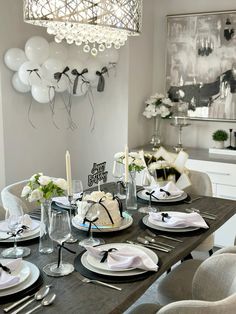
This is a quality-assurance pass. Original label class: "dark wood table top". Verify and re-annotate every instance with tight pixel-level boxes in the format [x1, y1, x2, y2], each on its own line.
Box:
[1, 183, 236, 314]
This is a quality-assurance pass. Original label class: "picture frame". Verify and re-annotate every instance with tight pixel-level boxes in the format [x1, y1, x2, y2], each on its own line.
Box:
[166, 10, 236, 121]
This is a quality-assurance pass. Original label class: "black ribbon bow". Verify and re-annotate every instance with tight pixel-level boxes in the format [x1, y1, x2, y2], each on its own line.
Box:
[7, 227, 26, 238]
[160, 188, 171, 196]
[161, 213, 170, 222]
[100, 248, 117, 263]
[57, 242, 76, 268]
[83, 216, 100, 236]
[0, 263, 11, 274]
[27, 68, 41, 79]
[54, 66, 71, 83]
[146, 191, 160, 202]
[96, 67, 108, 92]
[71, 68, 88, 94]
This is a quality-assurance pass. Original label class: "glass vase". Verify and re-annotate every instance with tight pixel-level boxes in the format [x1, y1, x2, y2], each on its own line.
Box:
[126, 171, 137, 210]
[39, 199, 53, 254]
[150, 115, 161, 151]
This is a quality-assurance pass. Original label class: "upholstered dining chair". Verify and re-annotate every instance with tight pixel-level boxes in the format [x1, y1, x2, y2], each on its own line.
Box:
[184, 170, 214, 256]
[129, 253, 236, 314]
[1, 180, 37, 216]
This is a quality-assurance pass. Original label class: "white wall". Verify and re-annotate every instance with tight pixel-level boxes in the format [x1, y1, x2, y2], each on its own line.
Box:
[153, 0, 236, 149]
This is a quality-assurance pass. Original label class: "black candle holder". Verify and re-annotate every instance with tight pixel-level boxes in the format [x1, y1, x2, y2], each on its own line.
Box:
[227, 128, 234, 150]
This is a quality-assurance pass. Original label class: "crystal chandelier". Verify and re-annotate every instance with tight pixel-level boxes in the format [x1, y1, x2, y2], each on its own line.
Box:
[24, 0, 142, 56]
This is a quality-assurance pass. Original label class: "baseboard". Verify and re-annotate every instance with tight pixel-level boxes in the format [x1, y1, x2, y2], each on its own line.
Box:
[209, 148, 236, 156]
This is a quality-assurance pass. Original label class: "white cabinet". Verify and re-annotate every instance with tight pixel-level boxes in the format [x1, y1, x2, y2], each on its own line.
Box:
[186, 159, 236, 247]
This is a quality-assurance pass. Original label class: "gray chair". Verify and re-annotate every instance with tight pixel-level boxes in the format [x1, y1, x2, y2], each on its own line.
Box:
[129, 253, 236, 314]
[1, 180, 37, 216]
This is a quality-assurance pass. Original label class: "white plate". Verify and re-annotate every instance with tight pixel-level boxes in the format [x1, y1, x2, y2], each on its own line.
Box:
[0, 226, 40, 243]
[137, 190, 188, 203]
[0, 259, 30, 290]
[142, 215, 199, 233]
[81, 243, 158, 277]
[86, 243, 147, 272]
[55, 202, 70, 209]
[0, 261, 40, 297]
[72, 212, 133, 233]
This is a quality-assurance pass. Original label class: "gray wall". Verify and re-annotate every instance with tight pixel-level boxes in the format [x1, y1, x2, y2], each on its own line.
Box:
[153, 0, 236, 149]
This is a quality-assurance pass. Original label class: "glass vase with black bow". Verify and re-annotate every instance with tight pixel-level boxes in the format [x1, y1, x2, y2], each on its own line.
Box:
[43, 210, 75, 277]
[112, 160, 126, 199]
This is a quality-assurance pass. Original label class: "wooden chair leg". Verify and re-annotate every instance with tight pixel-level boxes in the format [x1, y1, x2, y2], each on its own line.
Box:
[209, 249, 213, 256]
[181, 253, 193, 263]
[166, 268, 171, 274]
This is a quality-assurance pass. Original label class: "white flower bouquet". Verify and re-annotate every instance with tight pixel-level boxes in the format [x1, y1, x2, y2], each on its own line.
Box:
[114, 152, 145, 172]
[21, 173, 68, 203]
[143, 93, 173, 119]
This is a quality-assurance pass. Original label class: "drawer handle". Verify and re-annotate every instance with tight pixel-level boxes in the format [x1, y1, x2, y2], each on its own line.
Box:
[207, 171, 230, 176]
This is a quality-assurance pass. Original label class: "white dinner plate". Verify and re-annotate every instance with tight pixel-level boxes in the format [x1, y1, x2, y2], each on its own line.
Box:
[81, 243, 158, 277]
[0, 259, 30, 290]
[0, 261, 40, 297]
[72, 212, 133, 233]
[137, 190, 188, 203]
[0, 223, 40, 243]
[142, 215, 199, 233]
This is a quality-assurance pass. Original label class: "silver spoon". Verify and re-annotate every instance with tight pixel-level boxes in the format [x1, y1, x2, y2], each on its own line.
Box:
[137, 237, 171, 252]
[25, 293, 56, 314]
[144, 236, 175, 249]
[11, 285, 51, 314]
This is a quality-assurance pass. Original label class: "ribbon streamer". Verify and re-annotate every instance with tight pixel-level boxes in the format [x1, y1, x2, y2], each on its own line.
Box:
[113, 196, 124, 218]
[0, 263, 11, 274]
[71, 68, 88, 95]
[86, 85, 96, 132]
[56, 242, 76, 268]
[48, 86, 59, 129]
[161, 213, 170, 222]
[98, 198, 114, 225]
[100, 248, 117, 263]
[96, 67, 108, 92]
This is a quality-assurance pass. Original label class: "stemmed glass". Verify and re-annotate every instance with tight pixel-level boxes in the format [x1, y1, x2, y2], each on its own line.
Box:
[1, 209, 31, 258]
[79, 193, 105, 247]
[112, 161, 126, 199]
[138, 172, 157, 214]
[43, 210, 74, 277]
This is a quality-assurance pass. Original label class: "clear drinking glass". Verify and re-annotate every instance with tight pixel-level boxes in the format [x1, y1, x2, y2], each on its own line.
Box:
[43, 210, 74, 277]
[1, 210, 31, 258]
[112, 161, 126, 199]
[72, 180, 83, 204]
[138, 172, 157, 213]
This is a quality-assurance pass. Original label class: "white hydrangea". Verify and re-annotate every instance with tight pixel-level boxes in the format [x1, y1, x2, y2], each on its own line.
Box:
[28, 188, 44, 202]
[38, 175, 51, 186]
[21, 185, 31, 197]
[53, 178, 67, 190]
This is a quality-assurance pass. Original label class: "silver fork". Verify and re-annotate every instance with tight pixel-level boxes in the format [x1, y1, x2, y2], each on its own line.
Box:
[81, 278, 122, 291]
[184, 197, 202, 204]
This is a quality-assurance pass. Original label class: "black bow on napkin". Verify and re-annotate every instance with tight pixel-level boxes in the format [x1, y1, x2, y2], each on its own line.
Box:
[161, 213, 171, 222]
[57, 242, 76, 268]
[96, 67, 108, 92]
[71, 68, 88, 94]
[0, 263, 11, 274]
[160, 188, 171, 197]
[100, 248, 117, 263]
[146, 191, 160, 202]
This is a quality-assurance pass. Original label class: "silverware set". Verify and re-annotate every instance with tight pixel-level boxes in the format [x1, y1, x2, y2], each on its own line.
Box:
[185, 208, 217, 220]
[3, 285, 56, 314]
[81, 278, 122, 291]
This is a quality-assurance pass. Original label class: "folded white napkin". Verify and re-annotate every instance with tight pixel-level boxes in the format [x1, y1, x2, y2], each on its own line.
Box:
[0, 214, 39, 233]
[149, 212, 209, 229]
[52, 196, 70, 207]
[0, 258, 22, 289]
[148, 181, 184, 200]
[86, 246, 158, 272]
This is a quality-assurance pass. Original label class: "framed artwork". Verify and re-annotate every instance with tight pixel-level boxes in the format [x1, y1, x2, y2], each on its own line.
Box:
[166, 10, 236, 121]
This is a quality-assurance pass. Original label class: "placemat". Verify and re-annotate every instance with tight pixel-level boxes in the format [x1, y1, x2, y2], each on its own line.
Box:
[0, 272, 43, 304]
[74, 252, 156, 283]
[0, 237, 39, 247]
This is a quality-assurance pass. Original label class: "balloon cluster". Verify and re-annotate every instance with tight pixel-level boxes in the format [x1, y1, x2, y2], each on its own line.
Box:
[4, 36, 119, 104]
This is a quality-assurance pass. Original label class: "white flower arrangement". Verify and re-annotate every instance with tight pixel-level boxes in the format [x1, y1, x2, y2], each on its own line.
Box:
[114, 152, 145, 172]
[143, 93, 173, 119]
[21, 173, 67, 203]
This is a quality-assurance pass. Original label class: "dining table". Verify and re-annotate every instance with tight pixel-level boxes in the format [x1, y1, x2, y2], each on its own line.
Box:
[1, 182, 236, 314]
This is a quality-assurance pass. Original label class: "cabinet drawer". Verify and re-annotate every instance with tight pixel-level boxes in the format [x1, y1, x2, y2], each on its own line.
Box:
[216, 184, 236, 200]
[186, 159, 236, 186]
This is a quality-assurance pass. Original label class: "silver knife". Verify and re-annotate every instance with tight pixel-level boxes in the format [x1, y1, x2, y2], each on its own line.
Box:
[126, 241, 170, 253]
[145, 229, 183, 243]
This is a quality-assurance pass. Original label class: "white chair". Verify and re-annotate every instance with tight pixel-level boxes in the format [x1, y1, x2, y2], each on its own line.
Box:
[129, 253, 236, 314]
[1, 180, 37, 216]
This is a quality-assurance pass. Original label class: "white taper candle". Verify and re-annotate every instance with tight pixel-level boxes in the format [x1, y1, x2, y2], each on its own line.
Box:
[65, 150, 72, 196]
[124, 145, 129, 183]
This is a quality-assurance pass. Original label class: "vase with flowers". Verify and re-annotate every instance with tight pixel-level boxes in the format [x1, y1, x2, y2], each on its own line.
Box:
[143, 93, 173, 150]
[21, 173, 67, 254]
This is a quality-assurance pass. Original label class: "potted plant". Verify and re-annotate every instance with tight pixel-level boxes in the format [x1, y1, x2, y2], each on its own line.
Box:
[212, 130, 228, 149]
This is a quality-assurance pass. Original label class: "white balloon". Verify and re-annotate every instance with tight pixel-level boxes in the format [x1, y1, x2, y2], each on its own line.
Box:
[12, 73, 31, 93]
[42, 58, 64, 82]
[49, 41, 68, 62]
[68, 45, 89, 63]
[18, 61, 44, 86]
[54, 76, 69, 93]
[31, 85, 55, 103]
[4, 48, 27, 71]
[97, 47, 119, 65]
[25, 36, 49, 64]
[84, 58, 102, 82]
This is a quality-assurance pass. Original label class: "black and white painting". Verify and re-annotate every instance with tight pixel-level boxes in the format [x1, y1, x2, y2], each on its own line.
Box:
[166, 11, 236, 120]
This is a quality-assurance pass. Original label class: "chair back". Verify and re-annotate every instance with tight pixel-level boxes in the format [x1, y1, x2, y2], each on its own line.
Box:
[192, 253, 236, 301]
[1, 180, 37, 215]
[185, 170, 212, 197]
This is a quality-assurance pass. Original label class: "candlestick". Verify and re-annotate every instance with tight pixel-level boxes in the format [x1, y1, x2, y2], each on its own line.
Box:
[66, 150, 72, 196]
[124, 145, 129, 183]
